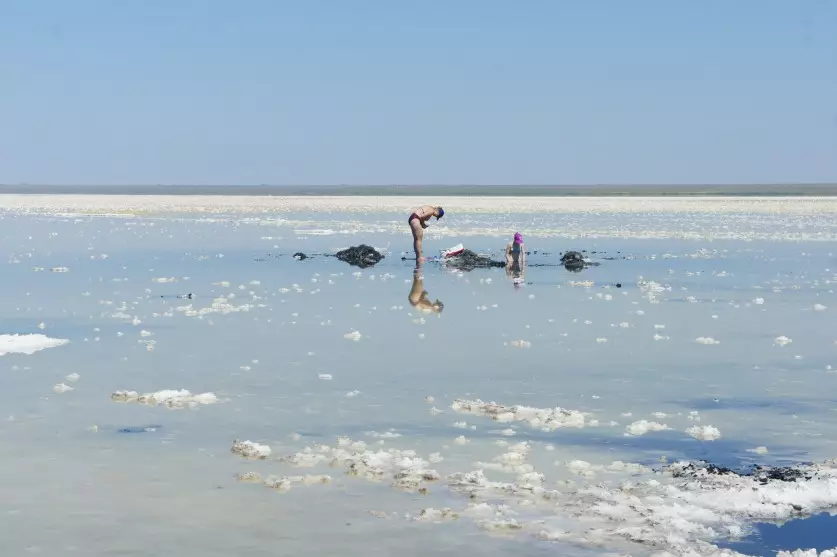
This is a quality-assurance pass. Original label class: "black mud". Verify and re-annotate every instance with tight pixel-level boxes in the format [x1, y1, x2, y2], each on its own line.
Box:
[334, 244, 385, 269]
[670, 460, 815, 484]
[560, 250, 601, 272]
[444, 249, 506, 271]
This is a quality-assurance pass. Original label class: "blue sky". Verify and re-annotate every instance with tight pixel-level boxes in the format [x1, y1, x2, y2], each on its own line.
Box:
[1, 0, 835, 185]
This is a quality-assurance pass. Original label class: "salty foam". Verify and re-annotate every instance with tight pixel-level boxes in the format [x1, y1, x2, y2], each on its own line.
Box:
[0, 334, 69, 356]
[111, 389, 219, 409]
[451, 399, 592, 430]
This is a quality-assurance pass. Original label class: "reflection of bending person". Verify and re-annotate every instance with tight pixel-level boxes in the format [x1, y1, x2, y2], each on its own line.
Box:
[409, 270, 444, 313]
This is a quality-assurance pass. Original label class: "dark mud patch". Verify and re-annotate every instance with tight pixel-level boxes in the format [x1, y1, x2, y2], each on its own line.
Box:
[334, 244, 384, 269]
[444, 249, 506, 271]
[670, 460, 815, 484]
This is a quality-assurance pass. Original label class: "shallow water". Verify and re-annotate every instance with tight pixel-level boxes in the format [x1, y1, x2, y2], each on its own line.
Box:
[1, 201, 836, 556]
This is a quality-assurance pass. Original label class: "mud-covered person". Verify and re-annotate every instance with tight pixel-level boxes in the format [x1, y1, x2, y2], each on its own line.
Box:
[408, 205, 444, 263]
[408, 270, 444, 314]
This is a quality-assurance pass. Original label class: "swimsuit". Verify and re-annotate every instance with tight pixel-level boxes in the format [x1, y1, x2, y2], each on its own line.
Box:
[409, 212, 422, 225]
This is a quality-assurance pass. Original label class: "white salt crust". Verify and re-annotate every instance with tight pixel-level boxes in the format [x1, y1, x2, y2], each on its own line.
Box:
[0, 334, 69, 356]
[111, 389, 219, 409]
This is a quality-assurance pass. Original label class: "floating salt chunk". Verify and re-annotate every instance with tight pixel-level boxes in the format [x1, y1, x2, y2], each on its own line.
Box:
[424, 396, 435, 403]
[140, 330, 153, 337]
[608, 460, 650, 474]
[754, 298, 765, 305]
[452, 399, 591, 430]
[344, 330, 362, 341]
[453, 421, 468, 429]
[429, 407, 443, 415]
[508, 340, 531, 348]
[50, 267, 69, 273]
[345, 390, 360, 397]
[695, 337, 720, 345]
[814, 304, 827, 311]
[365, 431, 402, 439]
[53, 383, 73, 393]
[595, 338, 608, 343]
[236, 472, 262, 483]
[454, 435, 470, 445]
[777, 548, 837, 557]
[654, 324, 666, 329]
[152, 277, 176, 283]
[37, 322, 45, 330]
[413, 508, 459, 522]
[318, 374, 333, 381]
[747, 446, 769, 454]
[65, 373, 80, 382]
[686, 425, 722, 441]
[654, 334, 670, 341]
[626, 420, 670, 436]
[775, 335, 793, 346]
[231, 440, 271, 459]
[0, 334, 69, 356]
[652, 412, 667, 419]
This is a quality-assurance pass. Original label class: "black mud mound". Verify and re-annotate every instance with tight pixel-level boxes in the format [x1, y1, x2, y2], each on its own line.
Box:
[293, 252, 308, 260]
[444, 249, 506, 271]
[560, 250, 600, 272]
[334, 245, 384, 269]
[670, 460, 814, 484]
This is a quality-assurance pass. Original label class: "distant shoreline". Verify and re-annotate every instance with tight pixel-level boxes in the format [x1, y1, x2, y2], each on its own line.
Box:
[1, 184, 837, 197]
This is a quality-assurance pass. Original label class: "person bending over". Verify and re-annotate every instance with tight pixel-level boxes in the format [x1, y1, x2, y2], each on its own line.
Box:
[408, 205, 444, 263]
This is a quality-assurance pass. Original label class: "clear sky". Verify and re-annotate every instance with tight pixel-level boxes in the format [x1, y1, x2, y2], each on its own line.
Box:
[1, 0, 835, 186]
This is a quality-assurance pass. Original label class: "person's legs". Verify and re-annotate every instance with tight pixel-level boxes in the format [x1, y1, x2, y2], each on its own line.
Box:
[410, 218, 424, 260]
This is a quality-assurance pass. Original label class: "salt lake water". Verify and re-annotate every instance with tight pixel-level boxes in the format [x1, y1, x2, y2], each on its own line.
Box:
[1, 196, 836, 556]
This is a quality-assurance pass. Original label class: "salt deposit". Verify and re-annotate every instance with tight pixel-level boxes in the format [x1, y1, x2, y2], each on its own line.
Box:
[695, 337, 720, 345]
[451, 399, 592, 430]
[111, 389, 219, 409]
[0, 334, 69, 356]
[686, 425, 723, 441]
[343, 330, 362, 341]
[625, 420, 670, 436]
[280, 439, 440, 491]
[231, 440, 272, 459]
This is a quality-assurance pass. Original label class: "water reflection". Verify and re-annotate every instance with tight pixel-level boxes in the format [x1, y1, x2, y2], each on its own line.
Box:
[506, 259, 526, 289]
[408, 270, 444, 313]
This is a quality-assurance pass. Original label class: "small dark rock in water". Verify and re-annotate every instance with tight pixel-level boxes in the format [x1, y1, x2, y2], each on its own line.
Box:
[444, 249, 506, 271]
[335, 245, 384, 268]
[615, 283, 622, 288]
[293, 252, 308, 260]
